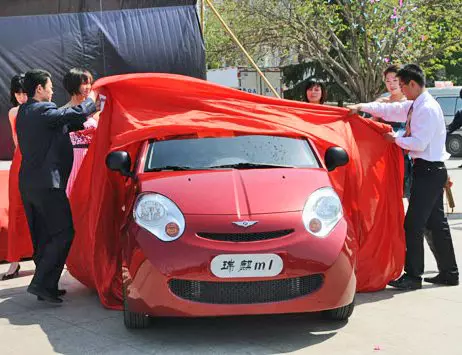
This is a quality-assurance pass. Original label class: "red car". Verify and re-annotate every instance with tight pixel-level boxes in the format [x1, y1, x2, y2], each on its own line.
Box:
[106, 134, 356, 329]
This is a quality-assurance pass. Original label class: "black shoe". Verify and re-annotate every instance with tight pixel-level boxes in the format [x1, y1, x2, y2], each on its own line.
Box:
[56, 289, 67, 297]
[1, 264, 20, 281]
[28, 285, 63, 304]
[424, 273, 459, 286]
[37, 289, 67, 301]
[388, 274, 422, 290]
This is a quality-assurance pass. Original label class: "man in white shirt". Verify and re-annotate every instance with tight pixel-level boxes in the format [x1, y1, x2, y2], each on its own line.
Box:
[348, 64, 459, 290]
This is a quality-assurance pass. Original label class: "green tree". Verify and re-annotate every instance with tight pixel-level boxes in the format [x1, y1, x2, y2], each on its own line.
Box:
[425, 50, 462, 86]
[204, 2, 283, 69]
[205, 0, 461, 101]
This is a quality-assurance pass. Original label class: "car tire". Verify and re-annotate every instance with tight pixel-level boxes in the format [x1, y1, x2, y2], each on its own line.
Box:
[323, 299, 355, 321]
[446, 134, 462, 157]
[123, 286, 150, 329]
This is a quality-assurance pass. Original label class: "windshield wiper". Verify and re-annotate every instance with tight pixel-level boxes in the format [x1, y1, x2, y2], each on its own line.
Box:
[147, 165, 194, 172]
[208, 163, 295, 169]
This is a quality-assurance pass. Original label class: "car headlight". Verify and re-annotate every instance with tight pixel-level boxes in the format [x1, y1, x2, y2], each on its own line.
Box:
[133, 193, 185, 242]
[302, 187, 343, 238]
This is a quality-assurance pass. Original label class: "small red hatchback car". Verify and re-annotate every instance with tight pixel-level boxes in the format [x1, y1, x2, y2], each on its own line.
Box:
[106, 134, 356, 329]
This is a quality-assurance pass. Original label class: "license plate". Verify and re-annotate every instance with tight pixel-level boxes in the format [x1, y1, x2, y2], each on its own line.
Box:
[211, 254, 283, 278]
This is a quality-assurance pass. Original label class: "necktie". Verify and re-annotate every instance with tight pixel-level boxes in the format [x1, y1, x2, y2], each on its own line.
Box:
[403, 104, 413, 154]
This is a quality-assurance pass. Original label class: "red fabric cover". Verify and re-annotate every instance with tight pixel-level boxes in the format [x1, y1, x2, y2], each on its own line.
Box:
[64, 74, 405, 310]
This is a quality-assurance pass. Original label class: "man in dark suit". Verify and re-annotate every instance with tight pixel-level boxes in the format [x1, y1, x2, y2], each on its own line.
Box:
[16, 69, 98, 303]
[447, 89, 462, 135]
[446, 89, 462, 168]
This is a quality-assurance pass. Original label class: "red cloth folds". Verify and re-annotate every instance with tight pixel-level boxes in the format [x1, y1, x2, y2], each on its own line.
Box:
[66, 73, 405, 309]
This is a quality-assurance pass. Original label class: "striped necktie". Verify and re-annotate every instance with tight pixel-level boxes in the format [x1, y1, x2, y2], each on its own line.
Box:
[403, 104, 413, 154]
[404, 104, 413, 137]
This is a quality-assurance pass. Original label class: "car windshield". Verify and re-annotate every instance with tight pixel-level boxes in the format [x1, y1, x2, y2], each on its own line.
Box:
[436, 97, 456, 116]
[145, 135, 319, 171]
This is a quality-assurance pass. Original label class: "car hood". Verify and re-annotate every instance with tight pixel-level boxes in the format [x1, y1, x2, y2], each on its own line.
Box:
[137, 169, 333, 215]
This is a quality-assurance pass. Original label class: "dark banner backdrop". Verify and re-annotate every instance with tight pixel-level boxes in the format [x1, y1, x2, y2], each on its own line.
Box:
[0, 0, 205, 159]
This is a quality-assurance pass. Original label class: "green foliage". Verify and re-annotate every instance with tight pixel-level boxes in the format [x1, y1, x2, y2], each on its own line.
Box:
[425, 51, 462, 86]
[205, 0, 461, 101]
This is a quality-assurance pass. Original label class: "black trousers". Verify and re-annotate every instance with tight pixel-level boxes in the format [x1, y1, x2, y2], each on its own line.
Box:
[404, 159, 458, 278]
[19, 187, 75, 291]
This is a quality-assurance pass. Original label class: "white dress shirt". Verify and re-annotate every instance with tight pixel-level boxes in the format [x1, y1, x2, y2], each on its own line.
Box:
[361, 91, 450, 162]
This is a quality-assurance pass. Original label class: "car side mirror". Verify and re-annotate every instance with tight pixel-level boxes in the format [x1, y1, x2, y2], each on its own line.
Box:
[325, 147, 349, 172]
[106, 151, 133, 177]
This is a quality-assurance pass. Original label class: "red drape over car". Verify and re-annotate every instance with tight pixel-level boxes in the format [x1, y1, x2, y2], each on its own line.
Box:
[61, 74, 405, 309]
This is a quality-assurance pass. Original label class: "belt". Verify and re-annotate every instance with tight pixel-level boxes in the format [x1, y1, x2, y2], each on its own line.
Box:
[413, 158, 445, 168]
[73, 144, 90, 149]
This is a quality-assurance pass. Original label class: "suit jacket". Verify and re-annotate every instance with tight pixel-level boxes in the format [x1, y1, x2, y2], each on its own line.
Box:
[448, 110, 462, 134]
[16, 98, 97, 189]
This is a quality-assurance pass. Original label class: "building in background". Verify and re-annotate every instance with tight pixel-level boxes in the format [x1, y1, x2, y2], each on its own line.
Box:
[207, 67, 284, 98]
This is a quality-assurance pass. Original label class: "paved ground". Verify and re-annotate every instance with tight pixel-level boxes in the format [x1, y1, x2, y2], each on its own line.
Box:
[1, 158, 462, 355]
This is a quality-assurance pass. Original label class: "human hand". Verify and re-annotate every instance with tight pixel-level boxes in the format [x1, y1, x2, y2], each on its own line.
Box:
[383, 132, 396, 143]
[83, 117, 98, 130]
[347, 104, 362, 116]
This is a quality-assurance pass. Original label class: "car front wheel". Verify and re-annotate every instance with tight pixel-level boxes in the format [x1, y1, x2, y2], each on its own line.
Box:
[123, 286, 150, 329]
[446, 134, 462, 157]
[323, 299, 355, 321]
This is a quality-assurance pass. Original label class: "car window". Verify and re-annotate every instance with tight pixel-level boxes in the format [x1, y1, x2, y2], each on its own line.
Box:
[436, 97, 457, 116]
[145, 135, 320, 171]
[456, 98, 462, 112]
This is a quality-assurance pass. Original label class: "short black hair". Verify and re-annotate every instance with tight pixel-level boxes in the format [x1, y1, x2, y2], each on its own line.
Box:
[10, 74, 25, 106]
[383, 65, 399, 77]
[63, 68, 93, 96]
[397, 64, 426, 87]
[23, 69, 52, 97]
[303, 80, 328, 104]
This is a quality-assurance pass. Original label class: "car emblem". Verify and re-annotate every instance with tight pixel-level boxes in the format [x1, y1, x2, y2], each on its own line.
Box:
[232, 221, 258, 228]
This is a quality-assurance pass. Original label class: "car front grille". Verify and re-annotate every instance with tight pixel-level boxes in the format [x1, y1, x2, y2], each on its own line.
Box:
[196, 229, 294, 242]
[168, 275, 324, 304]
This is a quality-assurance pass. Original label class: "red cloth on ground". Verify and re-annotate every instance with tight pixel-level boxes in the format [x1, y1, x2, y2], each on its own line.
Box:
[64, 73, 405, 310]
